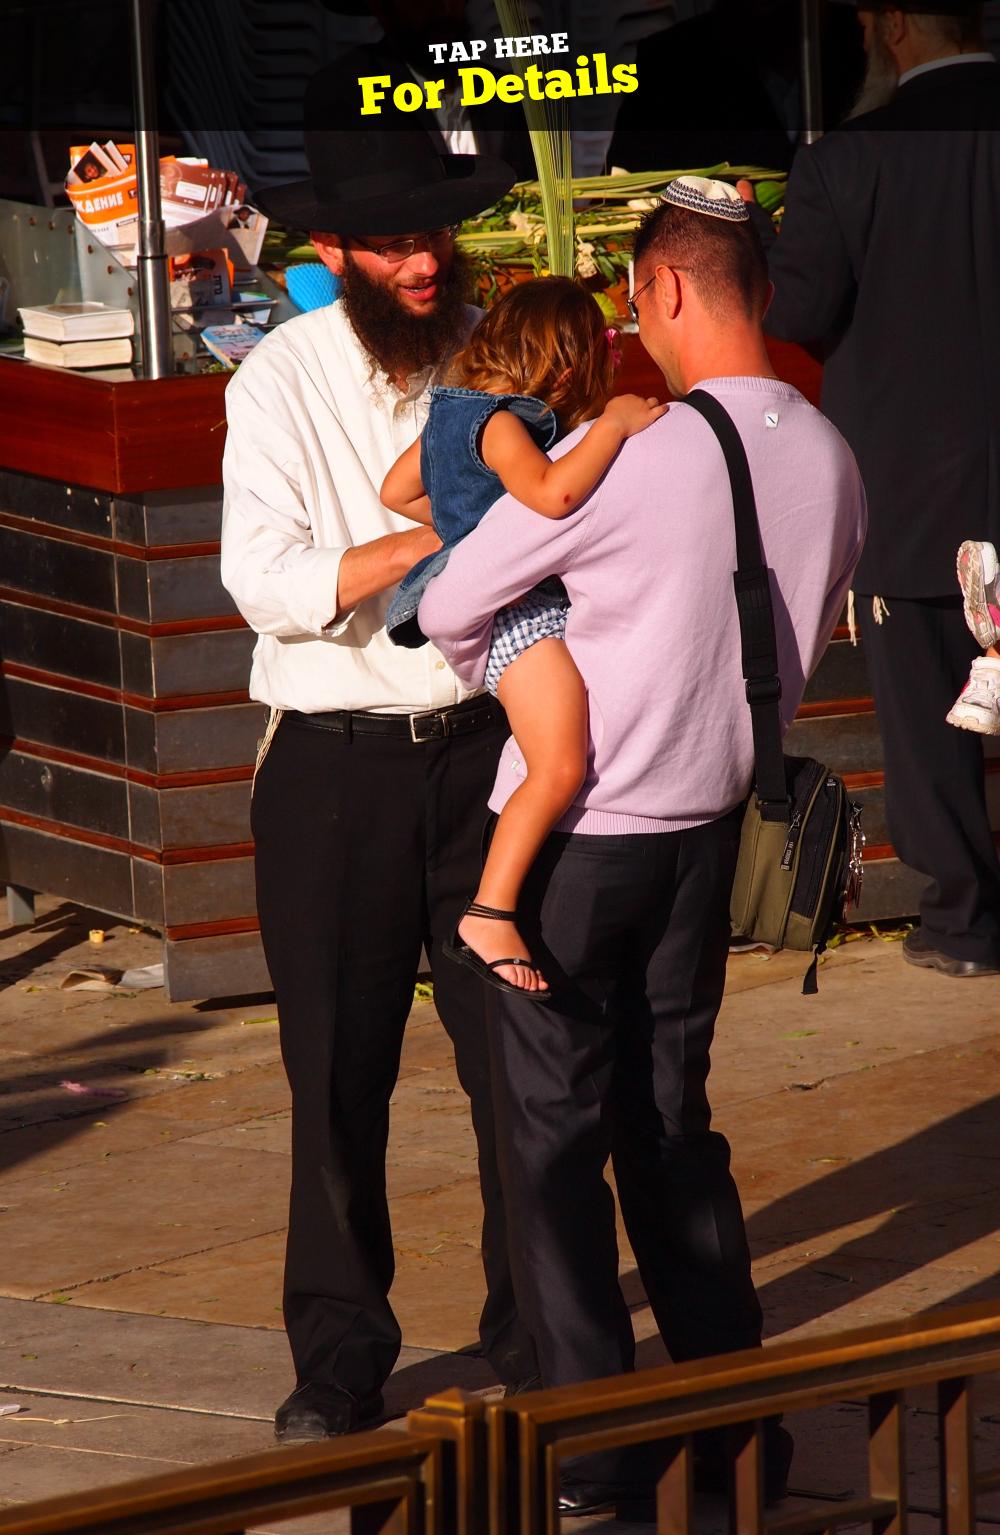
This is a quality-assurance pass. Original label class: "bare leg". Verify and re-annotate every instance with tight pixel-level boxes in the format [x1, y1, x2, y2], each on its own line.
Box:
[458, 639, 588, 992]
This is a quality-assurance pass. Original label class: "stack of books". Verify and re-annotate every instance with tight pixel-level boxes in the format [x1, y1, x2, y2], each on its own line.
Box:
[17, 302, 135, 369]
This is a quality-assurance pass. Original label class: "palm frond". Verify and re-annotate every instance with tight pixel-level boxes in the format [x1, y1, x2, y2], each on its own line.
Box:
[493, 0, 574, 276]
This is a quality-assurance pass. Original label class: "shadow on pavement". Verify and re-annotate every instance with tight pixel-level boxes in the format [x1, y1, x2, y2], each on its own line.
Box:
[0, 1013, 224, 1175]
[384, 1347, 497, 1413]
[0, 901, 103, 995]
[747, 1093, 1000, 1330]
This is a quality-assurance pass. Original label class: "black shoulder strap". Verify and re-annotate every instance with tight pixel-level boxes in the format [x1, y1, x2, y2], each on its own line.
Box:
[684, 389, 790, 821]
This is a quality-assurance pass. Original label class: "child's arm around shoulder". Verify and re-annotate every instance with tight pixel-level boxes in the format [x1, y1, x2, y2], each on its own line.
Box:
[380, 437, 433, 524]
[481, 395, 668, 520]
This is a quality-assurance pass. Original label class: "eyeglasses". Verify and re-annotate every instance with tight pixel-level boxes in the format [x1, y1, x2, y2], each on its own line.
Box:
[626, 271, 657, 326]
[354, 226, 460, 264]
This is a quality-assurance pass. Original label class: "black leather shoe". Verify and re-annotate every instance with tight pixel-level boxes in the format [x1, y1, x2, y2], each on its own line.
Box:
[557, 1480, 655, 1520]
[274, 1383, 384, 1442]
[903, 929, 1000, 978]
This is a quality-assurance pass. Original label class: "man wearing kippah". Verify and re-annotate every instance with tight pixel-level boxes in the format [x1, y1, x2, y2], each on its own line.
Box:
[421, 176, 866, 1513]
[740, 1, 1000, 978]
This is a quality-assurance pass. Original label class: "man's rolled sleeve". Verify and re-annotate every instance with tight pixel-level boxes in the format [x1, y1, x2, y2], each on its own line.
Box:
[220, 372, 351, 638]
[420, 597, 494, 688]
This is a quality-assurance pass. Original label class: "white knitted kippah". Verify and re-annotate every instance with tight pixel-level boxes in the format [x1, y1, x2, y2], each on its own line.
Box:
[661, 176, 750, 223]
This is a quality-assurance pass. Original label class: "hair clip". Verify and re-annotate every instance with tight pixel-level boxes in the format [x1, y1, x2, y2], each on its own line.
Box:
[605, 326, 623, 371]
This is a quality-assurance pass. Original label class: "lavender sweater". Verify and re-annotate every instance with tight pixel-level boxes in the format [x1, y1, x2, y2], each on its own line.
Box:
[419, 377, 867, 835]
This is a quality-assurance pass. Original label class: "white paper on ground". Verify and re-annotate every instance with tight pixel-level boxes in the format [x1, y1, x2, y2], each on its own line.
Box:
[58, 962, 163, 992]
[118, 963, 165, 991]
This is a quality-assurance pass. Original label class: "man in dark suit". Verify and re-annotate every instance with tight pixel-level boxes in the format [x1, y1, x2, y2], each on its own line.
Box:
[609, 0, 865, 175]
[741, 0, 1000, 976]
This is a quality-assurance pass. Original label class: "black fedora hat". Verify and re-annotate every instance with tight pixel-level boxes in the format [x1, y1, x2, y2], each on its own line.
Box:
[254, 57, 517, 235]
[255, 125, 516, 234]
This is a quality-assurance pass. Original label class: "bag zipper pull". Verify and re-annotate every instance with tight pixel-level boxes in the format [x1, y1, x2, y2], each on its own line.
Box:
[780, 814, 802, 871]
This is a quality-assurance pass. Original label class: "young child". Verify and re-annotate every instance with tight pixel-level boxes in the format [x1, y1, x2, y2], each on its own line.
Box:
[947, 540, 1000, 734]
[381, 277, 666, 1001]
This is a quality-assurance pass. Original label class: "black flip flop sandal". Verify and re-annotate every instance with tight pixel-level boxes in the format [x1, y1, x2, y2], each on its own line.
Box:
[443, 901, 554, 1005]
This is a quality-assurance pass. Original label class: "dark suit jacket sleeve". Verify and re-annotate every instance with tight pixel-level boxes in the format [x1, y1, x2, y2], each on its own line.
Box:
[748, 200, 776, 252]
[760, 143, 856, 346]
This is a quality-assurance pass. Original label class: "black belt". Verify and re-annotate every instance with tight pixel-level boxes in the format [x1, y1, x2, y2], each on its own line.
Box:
[286, 695, 500, 744]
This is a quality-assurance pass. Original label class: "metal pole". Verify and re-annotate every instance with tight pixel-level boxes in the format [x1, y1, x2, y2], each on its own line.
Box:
[800, 0, 824, 144]
[129, 0, 172, 378]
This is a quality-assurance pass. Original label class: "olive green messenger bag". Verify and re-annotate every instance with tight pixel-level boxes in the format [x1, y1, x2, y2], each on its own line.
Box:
[684, 390, 865, 995]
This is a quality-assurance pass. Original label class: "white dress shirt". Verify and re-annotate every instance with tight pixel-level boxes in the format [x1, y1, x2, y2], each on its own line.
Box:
[898, 51, 996, 87]
[406, 66, 480, 155]
[221, 301, 481, 713]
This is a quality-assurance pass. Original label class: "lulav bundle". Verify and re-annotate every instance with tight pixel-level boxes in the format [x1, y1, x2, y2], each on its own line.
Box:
[493, 0, 574, 277]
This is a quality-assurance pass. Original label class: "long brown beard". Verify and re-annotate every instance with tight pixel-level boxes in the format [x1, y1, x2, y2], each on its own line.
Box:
[339, 248, 474, 380]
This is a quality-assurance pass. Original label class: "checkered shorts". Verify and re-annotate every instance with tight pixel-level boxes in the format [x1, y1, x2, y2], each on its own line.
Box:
[484, 583, 570, 696]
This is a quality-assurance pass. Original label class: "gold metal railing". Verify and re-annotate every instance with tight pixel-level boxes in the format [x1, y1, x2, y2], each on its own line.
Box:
[408, 1299, 1000, 1535]
[4, 1299, 1000, 1535]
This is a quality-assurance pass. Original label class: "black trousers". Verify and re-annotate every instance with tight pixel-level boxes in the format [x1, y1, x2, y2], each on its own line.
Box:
[487, 812, 763, 1420]
[856, 594, 1000, 965]
[251, 709, 538, 1395]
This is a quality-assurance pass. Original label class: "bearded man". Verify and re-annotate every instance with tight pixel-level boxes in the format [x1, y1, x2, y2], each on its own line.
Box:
[220, 122, 539, 1440]
[740, 1, 1000, 979]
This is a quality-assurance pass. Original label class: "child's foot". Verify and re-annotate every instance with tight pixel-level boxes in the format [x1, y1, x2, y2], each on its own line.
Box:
[456, 907, 549, 995]
[947, 656, 1000, 734]
[957, 540, 1000, 648]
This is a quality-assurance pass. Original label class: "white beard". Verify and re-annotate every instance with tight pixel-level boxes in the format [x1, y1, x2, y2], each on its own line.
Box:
[847, 35, 900, 118]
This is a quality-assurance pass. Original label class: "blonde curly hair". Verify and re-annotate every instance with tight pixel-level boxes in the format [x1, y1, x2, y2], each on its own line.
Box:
[447, 276, 617, 432]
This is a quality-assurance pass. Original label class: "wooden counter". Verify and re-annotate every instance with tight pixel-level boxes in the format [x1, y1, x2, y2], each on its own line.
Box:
[0, 361, 230, 495]
[0, 343, 948, 1001]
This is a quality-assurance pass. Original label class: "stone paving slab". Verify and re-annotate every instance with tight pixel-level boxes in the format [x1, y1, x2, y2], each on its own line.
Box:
[0, 1295, 495, 1420]
[711, 944, 1000, 1110]
[0, 1141, 289, 1300]
[58, 1230, 289, 1329]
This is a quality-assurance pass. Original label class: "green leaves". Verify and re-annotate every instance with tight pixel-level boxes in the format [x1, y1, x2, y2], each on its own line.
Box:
[454, 163, 786, 305]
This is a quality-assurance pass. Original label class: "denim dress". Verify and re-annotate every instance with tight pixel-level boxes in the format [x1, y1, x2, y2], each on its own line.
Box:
[385, 386, 570, 692]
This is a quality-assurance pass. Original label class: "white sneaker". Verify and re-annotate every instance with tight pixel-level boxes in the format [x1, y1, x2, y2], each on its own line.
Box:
[957, 540, 1000, 649]
[947, 656, 1000, 734]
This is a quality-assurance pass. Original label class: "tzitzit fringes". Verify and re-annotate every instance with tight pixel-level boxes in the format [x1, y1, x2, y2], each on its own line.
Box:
[872, 595, 891, 625]
[846, 590, 857, 647]
[252, 706, 283, 787]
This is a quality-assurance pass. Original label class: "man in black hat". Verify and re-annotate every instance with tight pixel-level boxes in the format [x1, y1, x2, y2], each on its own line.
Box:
[740, 1, 1000, 978]
[220, 123, 539, 1440]
[312, 0, 535, 179]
